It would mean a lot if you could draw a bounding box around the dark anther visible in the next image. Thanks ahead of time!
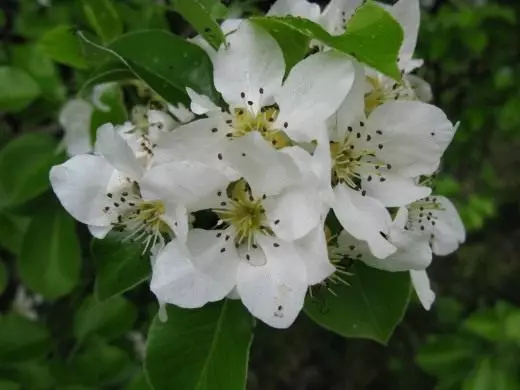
[246,254,251,261]
[274,219,280,225]
[220,201,227,206]
[273,242,280,247]
[367,176,372,182]
[376,130,383,135]
[217,153,223,160]
[114,202,120,207]
[107,193,113,198]
[361,190,367,196]
[378,144,383,150]
[380,177,386,182]
[211,127,218,133]
[366,134,372,141]
[240,92,245,98]
[283,122,288,128]
[217,191,222,196]
[220,247,226,253]
[347,126,353,132]
[217,232,222,238]
[247,100,253,106]
[359,121,365,127]
[259,88,264,94]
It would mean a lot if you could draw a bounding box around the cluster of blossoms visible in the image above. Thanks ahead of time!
[50,0,465,328]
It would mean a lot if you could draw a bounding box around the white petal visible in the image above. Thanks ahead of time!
[431,196,465,256]
[150,231,239,308]
[389,0,421,72]
[148,109,177,133]
[50,155,114,226]
[167,102,195,123]
[213,21,285,114]
[95,123,144,179]
[275,51,356,141]
[59,99,93,156]
[186,87,220,115]
[410,270,435,310]
[320,0,363,35]
[264,187,321,241]
[297,226,335,285]
[140,160,230,210]
[237,235,307,328]
[406,74,433,103]
[160,202,189,242]
[368,101,455,177]
[333,61,366,139]
[88,225,111,239]
[361,175,431,207]
[223,132,299,196]
[91,83,116,112]
[268,0,321,19]
[332,185,396,259]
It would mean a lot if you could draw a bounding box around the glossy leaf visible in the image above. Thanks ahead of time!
[92,233,150,301]
[79,30,218,104]
[145,300,254,390]
[74,295,137,341]
[0,67,41,112]
[82,0,123,43]
[0,133,59,208]
[172,0,226,50]
[304,263,410,344]
[39,25,89,69]
[12,44,66,103]
[0,314,52,362]
[18,208,81,299]
[0,212,30,255]
[251,1,403,79]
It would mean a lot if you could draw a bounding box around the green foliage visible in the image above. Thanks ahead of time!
[417,302,520,389]
[18,208,81,299]
[39,25,89,69]
[0,133,60,208]
[0,67,41,112]
[92,234,150,302]
[252,1,403,78]
[145,301,254,390]
[82,0,123,44]
[0,314,51,362]
[305,263,410,344]
[171,0,227,50]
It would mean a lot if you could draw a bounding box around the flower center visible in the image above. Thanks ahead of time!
[330,122,390,190]
[407,196,443,235]
[214,180,271,247]
[103,187,169,251]
[364,76,415,114]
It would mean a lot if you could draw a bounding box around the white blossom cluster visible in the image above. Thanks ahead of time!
[51,0,465,328]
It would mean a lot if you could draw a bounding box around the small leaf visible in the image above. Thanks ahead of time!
[0,314,52,362]
[145,300,254,390]
[18,208,81,299]
[251,1,403,79]
[0,212,30,255]
[0,381,20,390]
[126,372,153,390]
[12,44,66,103]
[0,133,59,208]
[172,0,226,50]
[92,233,150,302]
[74,296,137,341]
[40,25,89,69]
[0,67,41,112]
[461,358,519,390]
[82,0,123,43]
[304,263,410,344]
[79,30,218,104]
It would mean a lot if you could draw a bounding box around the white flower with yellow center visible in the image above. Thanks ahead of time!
[150,177,334,329]
[334,193,465,310]
[50,123,229,250]
[155,20,356,196]
[317,67,456,259]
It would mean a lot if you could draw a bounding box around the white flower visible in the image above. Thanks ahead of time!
[150,178,331,329]
[156,21,356,197]
[50,123,228,250]
[318,67,454,257]
[334,193,464,310]
[59,99,93,157]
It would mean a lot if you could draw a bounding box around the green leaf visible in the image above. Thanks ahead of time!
[145,300,254,390]
[463,307,503,342]
[304,263,410,344]
[0,67,41,112]
[416,335,478,378]
[0,314,52,362]
[251,1,403,79]
[82,0,123,43]
[0,261,7,295]
[11,44,66,103]
[9,361,56,390]
[0,210,30,255]
[462,358,519,390]
[80,64,135,97]
[0,381,20,390]
[40,26,89,69]
[0,133,59,208]
[79,30,218,104]
[172,0,226,50]
[92,233,150,301]
[18,208,81,299]
[89,84,128,143]
[126,372,153,390]
[74,296,137,341]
